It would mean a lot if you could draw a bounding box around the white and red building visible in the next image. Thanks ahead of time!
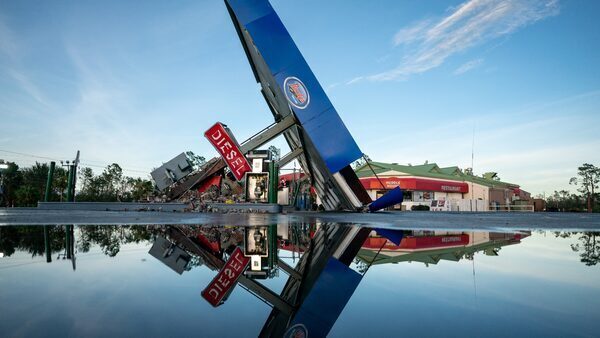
[355,161,531,211]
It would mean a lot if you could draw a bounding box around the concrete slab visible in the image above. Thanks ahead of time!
[1,208,600,231]
[206,203,282,213]
[37,202,187,212]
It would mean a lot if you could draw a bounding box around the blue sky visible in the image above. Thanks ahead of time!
[1,0,599,195]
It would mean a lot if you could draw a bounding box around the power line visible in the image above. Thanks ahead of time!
[76,158,152,171]
[0,149,151,174]
[0,149,60,161]
[79,162,149,174]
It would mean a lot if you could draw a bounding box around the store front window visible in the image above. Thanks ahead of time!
[413,191,433,202]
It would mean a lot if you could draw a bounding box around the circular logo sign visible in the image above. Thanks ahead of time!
[284,77,310,109]
[284,323,308,338]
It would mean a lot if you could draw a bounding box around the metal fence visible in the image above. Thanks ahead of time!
[487,204,534,212]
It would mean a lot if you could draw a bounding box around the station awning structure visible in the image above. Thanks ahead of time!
[223,0,388,211]
[164,0,404,211]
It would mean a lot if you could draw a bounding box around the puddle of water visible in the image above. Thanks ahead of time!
[0,224,599,337]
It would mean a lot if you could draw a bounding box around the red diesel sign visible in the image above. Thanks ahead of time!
[204,122,251,181]
[201,247,250,307]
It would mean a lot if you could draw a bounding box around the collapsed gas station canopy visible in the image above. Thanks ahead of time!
[225,0,374,210]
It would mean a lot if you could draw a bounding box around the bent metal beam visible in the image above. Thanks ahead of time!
[225,0,376,211]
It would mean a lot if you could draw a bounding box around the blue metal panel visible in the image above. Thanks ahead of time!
[375,228,404,245]
[302,108,363,174]
[226,0,273,26]
[244,13,304,75]
[225,0,363,174]
[369,186,404,212]
[287,258,362,337]
[272,60,334,124]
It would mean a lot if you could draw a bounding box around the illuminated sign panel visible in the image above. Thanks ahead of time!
[362,234,470,250]
[225,0,380,210]
[360,177,469,193]
[204,122,251,181]
[226,0,362,174]
[201,247,250,307]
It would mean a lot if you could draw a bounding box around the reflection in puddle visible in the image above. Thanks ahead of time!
[0,225,599,337]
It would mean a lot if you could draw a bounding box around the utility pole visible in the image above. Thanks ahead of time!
[292,162,296,208]
[44,161,56,202]
[64,151,80,202]
[0,162,9,207]
[469,123,476,211]
[66,167,75,202]
[43,161,56,263]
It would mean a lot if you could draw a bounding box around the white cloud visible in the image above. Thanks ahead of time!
[358,89,600,195]
[392,19,431,46]
[326,82,341,91]
[357,0,559,82]
[453,58,484,75]
[346,76,364,85]
[0,15,18,60]
[0,16,53,111]
[8,69,49,106]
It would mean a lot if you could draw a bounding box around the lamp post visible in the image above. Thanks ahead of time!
[60,160,70,202]
[61,150,80,203]
[0,163,9,206]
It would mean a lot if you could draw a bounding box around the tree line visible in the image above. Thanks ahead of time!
[0,161,155,207]
[540,163,600,212]
[569,163,600,212]
[0,225,154,258]
[1,225,598,267]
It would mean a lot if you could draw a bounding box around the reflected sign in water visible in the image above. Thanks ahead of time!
[0,224,599,337]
